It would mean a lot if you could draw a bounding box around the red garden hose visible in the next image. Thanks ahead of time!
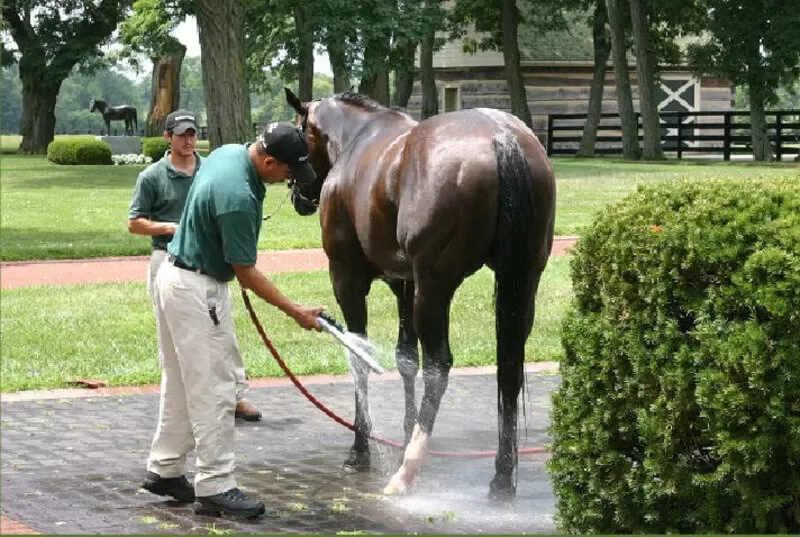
[241,289,549,458]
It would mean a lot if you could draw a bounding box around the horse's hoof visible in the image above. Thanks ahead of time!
[343,450,371,472]
[488,478,516,501]
[383,472,408,496]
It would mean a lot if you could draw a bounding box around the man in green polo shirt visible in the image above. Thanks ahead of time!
[128,109,262,422]
[142,122,324,519]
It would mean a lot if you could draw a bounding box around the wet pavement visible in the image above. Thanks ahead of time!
[1,368,560,534]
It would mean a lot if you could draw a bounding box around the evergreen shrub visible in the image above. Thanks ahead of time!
[47,139,112,165]
[141,137,169,162]
[549,178,800,533]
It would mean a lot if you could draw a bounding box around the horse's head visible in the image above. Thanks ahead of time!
[284,88,330,216]
[89,99,96,112]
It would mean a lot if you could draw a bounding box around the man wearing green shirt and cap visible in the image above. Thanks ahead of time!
[141,122,325,519]
[128,109,262,422]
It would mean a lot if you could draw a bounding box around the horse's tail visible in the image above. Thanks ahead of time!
[133,109,138,133]
[490,131,544,489]
[492,131,538,373]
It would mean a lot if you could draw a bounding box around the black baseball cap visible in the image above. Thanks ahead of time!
[259,122,316,184]
[165,109,198,134]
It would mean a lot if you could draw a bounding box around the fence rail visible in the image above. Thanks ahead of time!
[546,109,800,161]
[53,123,268,141]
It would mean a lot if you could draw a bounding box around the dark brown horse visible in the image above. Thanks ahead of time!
[285,88,556,500]
[89,99,138,136]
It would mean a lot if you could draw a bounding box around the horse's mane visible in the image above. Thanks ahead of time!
[332,92,410,116]
[333,92,385,111]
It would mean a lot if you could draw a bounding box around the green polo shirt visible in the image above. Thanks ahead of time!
[168,144,265,282]
[128,151,203,249]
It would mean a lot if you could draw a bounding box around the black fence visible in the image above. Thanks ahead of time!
[546,109,800,161]
[54,122,272,141]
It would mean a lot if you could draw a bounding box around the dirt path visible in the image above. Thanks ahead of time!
[0,236,577,290]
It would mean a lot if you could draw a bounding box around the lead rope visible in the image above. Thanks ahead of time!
[241,289,549,458]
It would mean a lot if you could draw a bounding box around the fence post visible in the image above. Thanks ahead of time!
[546,115,554,156]
[676,111,683,160]
[723,112,731,161]
[775,112,783,162]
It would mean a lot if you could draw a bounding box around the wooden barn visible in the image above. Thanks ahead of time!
[407,15,735,147]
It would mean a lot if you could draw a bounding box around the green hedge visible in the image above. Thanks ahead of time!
[141,137,170,162]
[549,178,800,533]
[47,139,112,165]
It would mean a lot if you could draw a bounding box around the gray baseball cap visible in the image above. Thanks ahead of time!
[165,110,198,134]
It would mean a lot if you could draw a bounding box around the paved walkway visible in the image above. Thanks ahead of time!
[0,241,576,534]
[0,237,577,290]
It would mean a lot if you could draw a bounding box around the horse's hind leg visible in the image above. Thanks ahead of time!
[330,259,373,471]
[387,280,420,447]
[385,285,455,495]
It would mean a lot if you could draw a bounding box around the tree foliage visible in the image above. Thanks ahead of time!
[2,0,132,153]
[686,0,800,160]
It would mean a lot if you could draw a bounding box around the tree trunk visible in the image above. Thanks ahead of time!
[392,37,416,108]
[748,82,773,161]
[18,74,60,154]
[419,0,439,119]
[629,0,663,159]
[500,0,533,127]
[147,45,186,137]
[606,0,640,160]
[578,3,611,157]
[358,38,391,106]
[196,0,252,148]
[294,5,315,102]
[325,32,350,93]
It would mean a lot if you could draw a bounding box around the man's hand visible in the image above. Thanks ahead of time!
[291,305,324,330]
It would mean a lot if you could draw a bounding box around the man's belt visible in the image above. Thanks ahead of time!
[168,254,207,275]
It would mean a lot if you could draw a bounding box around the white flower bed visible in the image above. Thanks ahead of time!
[112,154,153,165]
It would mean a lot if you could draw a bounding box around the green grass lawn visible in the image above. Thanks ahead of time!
[0,257,571,392]
[2,150,797,261]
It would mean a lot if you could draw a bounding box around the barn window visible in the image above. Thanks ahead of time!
[443,86,461,112]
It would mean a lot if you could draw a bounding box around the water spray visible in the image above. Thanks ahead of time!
[317,312,385,374]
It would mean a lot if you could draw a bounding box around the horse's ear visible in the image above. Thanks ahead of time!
[284,87,305,116]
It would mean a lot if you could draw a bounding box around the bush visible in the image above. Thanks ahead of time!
[141,137,169,162]
[47,139,112,165]
[549,178,800,533]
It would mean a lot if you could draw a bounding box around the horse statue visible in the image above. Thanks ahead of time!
[89,99,138,136]
[284,88,556,500]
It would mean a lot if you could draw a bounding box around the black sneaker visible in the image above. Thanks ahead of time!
[141,471,195,503]
[193,487,266,519]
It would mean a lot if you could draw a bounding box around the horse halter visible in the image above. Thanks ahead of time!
[289,179,319,214]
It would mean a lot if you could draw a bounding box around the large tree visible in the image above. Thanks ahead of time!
[450,0,565,128]
[118,0,187,136]
[196,0,251,147]
[605,0,641,160]
[686,0,800,161]
[419,0,445,119]
[2,0,132,153]
[577,2,611,157]
[628,0,663,159]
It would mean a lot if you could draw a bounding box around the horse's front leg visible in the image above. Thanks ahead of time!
[330,259,373,471]
[385,286,454,494]
[388,279,420,446]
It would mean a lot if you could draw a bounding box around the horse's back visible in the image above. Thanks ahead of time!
[392,109,553,275]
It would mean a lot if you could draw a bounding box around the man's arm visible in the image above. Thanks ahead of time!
[127,218,178,236]
[232,263,322,330]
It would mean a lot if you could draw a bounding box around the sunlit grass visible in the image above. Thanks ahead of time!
[0,257,571,392]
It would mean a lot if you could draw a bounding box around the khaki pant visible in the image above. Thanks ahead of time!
[147,260,239,496]
[148,249,248,402]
